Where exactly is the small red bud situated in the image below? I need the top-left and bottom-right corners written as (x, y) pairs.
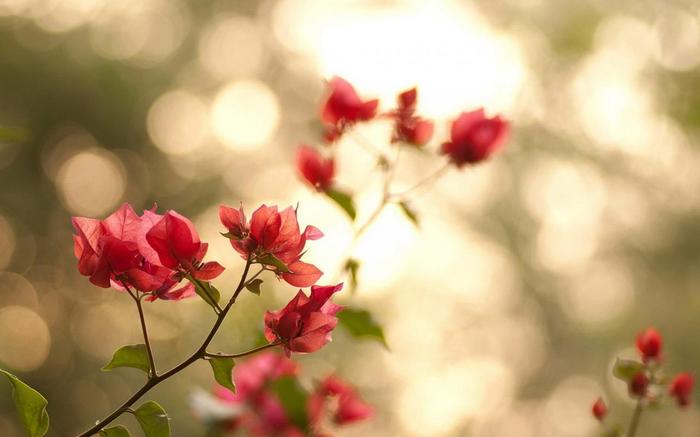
top-left (629, 371), bottom-right (649, 398)
top-left (669, 372), bottom-right (694, 407)
top-left (635, 327), bottom-right (663, 363)
top-left (592, 397), bottom-right (608, 422)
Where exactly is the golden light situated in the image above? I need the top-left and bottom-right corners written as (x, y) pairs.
top-left (147, 89), bottom-right (210, 156)
top-left (541, 376), bottom-right (602, 437)
top-left (198, 15), bottom-right (266, 80)
top-left (32, 0), bottom-right (104, 33)
top-left (56, 148), bottom-right (126, 216)
top-left (211, 80), bottom-right (280, 152)
top-left (0, 214), bottom-right (15, 270)
top-left (652, 7), bottom-right (700, 71)
top-left (0, 305), bottom-right (51, 371)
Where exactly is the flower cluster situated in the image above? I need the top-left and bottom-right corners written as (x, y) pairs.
top-left (72, 203), bottom-right (224, 300)
top-left (193, 352), bottom-right (372, 436)
top-left (591, 327), bottom-right (694, 434)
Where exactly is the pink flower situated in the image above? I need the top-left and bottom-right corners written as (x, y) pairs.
top-left (636, 327), bottom-right (663, 363)
top-left (320, 77), bottom-right (378, 142)
top-left (219, 204), bottom-right (324, 287)
top-left (441, 109), bottom-right (509, 166)
top-left (309, 375), bottom-right (373, 426)
top-left (72, 203), bottom-right (196, 301)
top-left (591, 397), bottom-right (607, 422)
top-left (669, 373), bottom-right (694, 407)
top-left (264, 284), bottom-right (343, 355)
top-left (629, 372), bottom-right (649, 398)
top-left (389, 87), bottom-right (434, 147)
top-left (296, 145), bottom-right (335, 191)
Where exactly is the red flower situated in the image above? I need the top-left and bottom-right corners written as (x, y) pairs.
top-left (309, 375), bottom-right (373, 427)
top-left (669, 372), bottom-right (694, 407)
top-left (591, 397), bottom-right (608, 422)
top-left (72, 203), bottom-right (196, 300)
top-left (146, 210), bottom-right (225, 281)
top-left (441, 109), bottom-right (509, 166)
top-left (629, 372), bottom-right (649, 398)
top-left (320, 77), bottom-right (378, 142)
top-left (264, 284), bottom-right (343, 355)
top-left (636, 327), bottom-right (663, 363)
top-left (296, 145), bottom-right (335, 191)
top-left (219, 204), bottom-right (323, 287)
top-left (389, 87), bottom-right (434, 146)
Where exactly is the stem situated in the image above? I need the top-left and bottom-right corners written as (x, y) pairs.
top-left (389, 162), bottom-right (450, 200)
top-left (205, 341), bottom-right (282, 359)
top-left (627, 400), bottom-right (643, 437)
top-left (77, 258), bottom-right (255, 437)
top-left (133, 293), bottom-right (156, 377)
top-left (188, 274), bottom-right (223, 314)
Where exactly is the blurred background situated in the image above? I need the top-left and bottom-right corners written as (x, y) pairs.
top-left (1, 0), bottom-right (700, 435)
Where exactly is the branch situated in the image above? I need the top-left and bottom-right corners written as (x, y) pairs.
top-left (204, 341), bottom-right (282, 359)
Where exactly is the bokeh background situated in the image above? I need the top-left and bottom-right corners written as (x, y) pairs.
top-left (1, 0), bottom-right (700, 435)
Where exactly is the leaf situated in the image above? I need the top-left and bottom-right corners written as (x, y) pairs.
top-left (208, 357), bottom-right (236, 394)
top-left (0, 369), bottom-right (49, 437)
top-left (133, 401), bottom-right (170, 437)
top-left (269, 377), bottom-right (309, 431)
top-left (100, 425), bottom-right (131, 437)
top-left (192, 279), bottom-right (221, 311)
top-left (245, 279), bottom-right (263, 295)
top-left (398, 201), bottom-right (419, 227)
top-left (0, 127), bottom-right (29, 143)
top-left (102, 344), bottom-right (150, 374)
top-left (344, 259), bottom-right (360, 292)
top-left (257, 254), bottom-right (290, 273)
top-left (338, 308), bottom-right (388, 349)
top-left (613, 358), bottom-right (645, 382)
top-left (325, 189), bottom-right (357, 221)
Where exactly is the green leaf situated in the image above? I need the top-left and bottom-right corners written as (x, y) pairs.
top-left (398, 201), bottom-right (419, 227)
top-left (102, 344), bottom-right (150, 374)
top-left (344, 259), bottom-right (360, 292)
top-left (100, 425), bottom-right (130, 437)
top-left (208, 357), bottom-right (236, 394)
top-left (0, 369), bottom-right (49, 437)
top-left (0, 127), bottom-right (29, 143)
top-left (257, 254), bottom-right (290, 273)
top-left (269, 377), bottom-right (309, 431)
top-left (613, 358), bottom-right (645, 382)
top-left (325, 189), bottom-right (357, 221)
top-left (338, 308), bottom-right (388, 349)
top-left (245, 279), bottom-right (263, 295)
top-left (192, 279), bottom-right (221, 310)
top-left (133, 401), bottom-right (170, 437)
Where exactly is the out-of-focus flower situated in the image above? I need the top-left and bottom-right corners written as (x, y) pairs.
top-left (629, 372), bottom-right (649, 398)
top-left (72, 203), bottom-right (196, 301)
top-left (591, 397), bottom-right (608, 422)
top-left (219, 204), bottom-right (323, 287)
top-left (311, 375), bottom-right (374, 426)
top-left (636, 327), bottom-right (663, 363)
top-left (389, 87), bottom-right (434, 146)
top-left (320, 77), bottom-right (378, 143)
top-left (264, 284), bottom-right (343, 355)
top-left (441, 108), bottom-right (509, 166)
top-left (296, 145), bottom-right (335, 191)
top-left (669, 373), bottom-right (694, 407)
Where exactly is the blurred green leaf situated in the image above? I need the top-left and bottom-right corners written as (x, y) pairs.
top-left (100, 425), bottom-right (130, 437)
top-left (245, 278), bottom-right (263, 295)
top-left (0, 127), bottom-right (29, 142)
top-left (613, 359), bottom-right (645, 382)
top-left (344, 259), bottom-right (360, 292)
top-left (269, 377), bottom-right (309, 431)
top-left (338, 308), bottom-right (388, 348)
top-left (102, 344), bottom-right (150, 374)
top-left (325, 189), bottom-right (357, 221)
top-left (0, 369), bottom-right (49, 437)
top-left (398, 201), bottom-right (419, 227)
top-left (257, 254), bottom-right (289, 273)
top-left (208, 357), bottom-right (236, 394)
top-left (192, 280), bottom-right (221, 310)
top-left (133, 401), bottom-right (170, 437)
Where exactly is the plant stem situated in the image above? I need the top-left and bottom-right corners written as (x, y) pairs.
top-left (389, 162), bottom-right (450, 200)
top-left (77, 258), bottom-right (260, 437)
top-left (134, 294), bottom-right (156, 377)
top-left (205, 342), bottom-right (282, 359)
top-left (627, 400), bottom-right (643, 437)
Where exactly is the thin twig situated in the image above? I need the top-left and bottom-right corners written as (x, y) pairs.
top-left (389, 162), bottom-right (450, 200)
top-left (627, 400), bottom-right (643, 437)
top-left (123, 285), bottom-right (156, 378)
top-left (205, 342), bottom-right (282, 359)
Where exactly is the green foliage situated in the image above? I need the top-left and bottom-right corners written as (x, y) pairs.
top-left (0, 369), bottom-right (49, 437)
top-left (613, 358), bottom-right (645, 382)
top-left (208, 357), bottom-right (236, 394)
top-left (325, 188), bottom-right (357, 220)
top-left (102, 344), bottom-right (150, 374)
top-left (245, 278), bottom-right (263, 295)
top-left (345, 258), bottom-right (360, 292)
top-left (192, 280), bottom-right (221, 310)
top-left (257, 254), bottom-right (290, 272)
top-left (269, 377), bottom-right (309, 431)
top-left (338, 307), bottom-right (388, 348)
top-left (99, 425), bottom-right (130, 437)
top-left (133, 401), bottom-right (170, 437)
top-left (398, 201), bottom-right (419, 227)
